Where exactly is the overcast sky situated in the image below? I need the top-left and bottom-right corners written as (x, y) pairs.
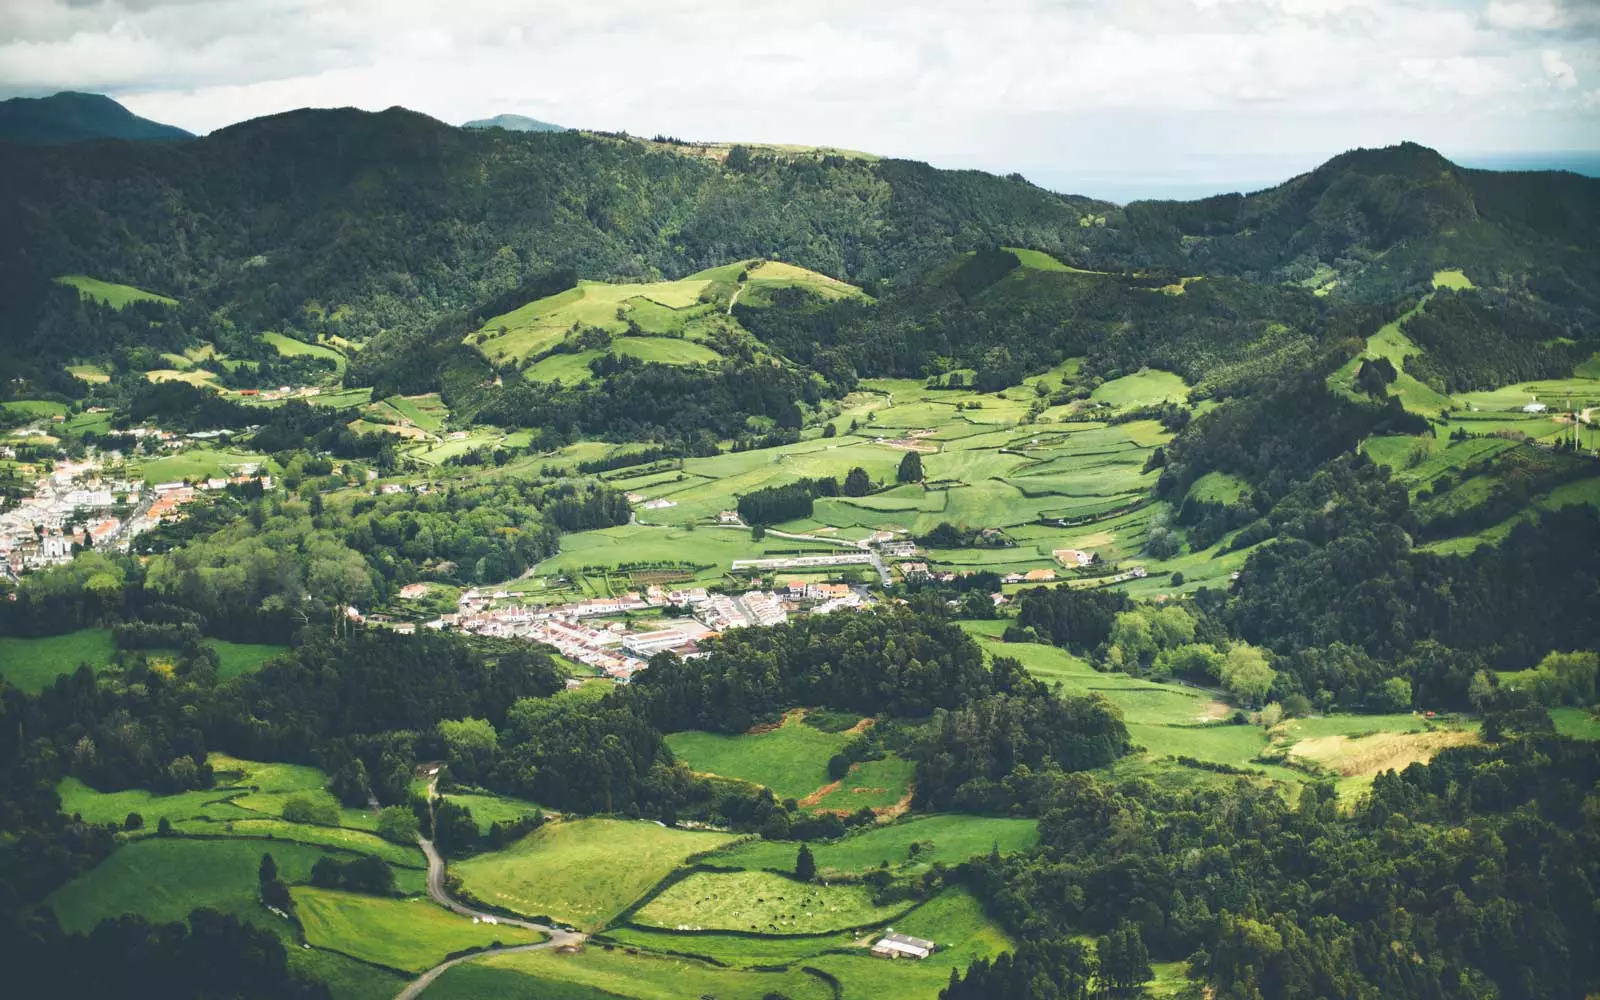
top-left (2, 0), bottom-right (1596, 199)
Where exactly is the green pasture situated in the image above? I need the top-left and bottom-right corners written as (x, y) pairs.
top-left (68, 362), bottom-right (112, 383)
top-left (289, 949), bottom-right (406, 1000)
top-left (1186, 470), bottom-right (1250, 505)
top-left (665, 711), bottom-right (856, 800)
top-left (1551, 708), bottom-right (1600, 740)
top-left (809, 754), bottom-right (916, 813)
top-left (1089, 369), bottom-right (1188, 410)
top-left (440, 790), bottom-right (549, 834)
top-left (206, 637), bottom-right (289, 679)
top-left (3, 398), bottom-right (69, 418)
top-left (385, 393), bottom-right (448, 432)
top-left (805, 887), bottom-right (1015, 1000)
top-left (453, 946), bottom-right (834, 1000)
top-left (453, 817), bottom-right (740, 930)
top-left (132, 447), bottom-right (277, 484)
top-left (56, 274), bottom-right (176, 309)
top-left (0, 627), bottom-right (118, 693)
top-left (633, 869), bottom-right (913, 934)
top-left (48, 837), bottom-right (333, 934)
top-left (260, 331), bottom-right (347, 373)
top-left (294, 887), bottom-right (539, 973)
top-left (523, 336), bottom-right (724, 384)
top-left (711, 814), bottom-right (1038, 876)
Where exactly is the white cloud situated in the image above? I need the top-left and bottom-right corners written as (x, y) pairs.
top-left (1542, 48), bottom-right (1578, 88)
top-left (0, 0), bottom-right (1593, 194)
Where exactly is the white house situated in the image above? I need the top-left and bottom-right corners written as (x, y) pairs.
top-left (1522, 402), bottom-right (1548, 414)
top-left (871, 932), bottom-right (936, 960)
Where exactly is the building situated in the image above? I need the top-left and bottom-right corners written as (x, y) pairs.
top-left (871, 932), bottom-right (935, 961)
top-left (622, 628), bottom-right (690, 658)
top-left (1053, 548), bottom-right (1092, 568)
top-left (899, 562), bottom-right (930, 580)
top-left (717, 510), bottom-right (742, 524)
top-left (1522, 402), bottom-right (1548, 413)
top-left (1024, 568), bottom-right (1057, 582)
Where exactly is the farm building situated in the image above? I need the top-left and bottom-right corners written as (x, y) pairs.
top-left (1522, 402), bottom-right (1547, 413)
top-left (872, 931), bottom-right (936, 960)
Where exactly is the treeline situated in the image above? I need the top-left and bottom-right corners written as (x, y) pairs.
top-left (948, 729), bottom-right (1600, 1000)
top-left (735, 475), bottom-right (848, 525)
top-left (1403, 290), bottom-right (1589, 392)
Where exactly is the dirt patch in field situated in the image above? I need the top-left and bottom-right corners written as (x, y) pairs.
top-left (1195, 701), bottom-right (1231, 722)
top-left (797, 779), bottom-right (842, 809)
top-left (845, 717), bottom-right (875, 735)
top-left (746, 707), bottom-right (806, 735)
top-left (1288, 729), bottom-right (1477, 778)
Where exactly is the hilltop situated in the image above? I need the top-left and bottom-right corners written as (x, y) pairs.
top-left (462, 113), bottom-right (564, 132)
top-left (0, 92), bottom-right (193, 145)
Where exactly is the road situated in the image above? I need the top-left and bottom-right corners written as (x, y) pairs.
top-left (393, 785), bottom-right (585, 1000)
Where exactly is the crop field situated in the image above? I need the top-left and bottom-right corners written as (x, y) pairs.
top-left (293, 887), bottom-right (540, 972)
top-left (453, 818), bottom-right (741, 930)
top-left (47, 837), bottom-right (334, 934)
top-left (447, 946), bottom-right (835, 1000)
top-left (56, 273), bottom-right (177, 308)
top-left (632, 869), bottom-right (914, 934)
top-left (665, 710), bottom-right (858, 800)
top-left (710, 814), bottom-right (1038, 876)
top-left (67, 362), bottom-right (112, 383)
top-left (0, 627), bottom-right (118, 692)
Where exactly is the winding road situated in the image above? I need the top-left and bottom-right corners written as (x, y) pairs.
top-left (393, 785), bottom-right (586, 1000)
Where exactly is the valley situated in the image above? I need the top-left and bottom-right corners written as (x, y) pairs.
top-left (0, 117), bottom-right (1597, 1000)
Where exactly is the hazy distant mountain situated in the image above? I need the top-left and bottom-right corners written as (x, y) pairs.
top-left (0, 91), bottom-right (193, 144)
top-left (462, 113), bottom-right (564, 133)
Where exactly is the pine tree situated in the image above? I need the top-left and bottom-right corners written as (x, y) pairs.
top-left (897, 450), bottom-right (923, 483)
top-left (795, 843), bottom-right (817, 881)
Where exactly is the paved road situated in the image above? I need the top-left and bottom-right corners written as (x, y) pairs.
top-left (393, 788), bottom-right (585, 1000)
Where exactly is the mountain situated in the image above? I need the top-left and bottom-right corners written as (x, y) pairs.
top-left (0, 91), bottom-right (193, 145)
top-left (463, 113), bottom-right (564, 133)
top-left (0, 108), bottom-right (1595, 399)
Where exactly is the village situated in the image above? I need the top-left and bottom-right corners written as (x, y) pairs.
top-left (403, 577), bottom-right (874, 682)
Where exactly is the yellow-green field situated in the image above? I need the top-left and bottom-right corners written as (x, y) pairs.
top-left (55, 274), bottom-right (177, 309)
top-left (294, 887), bottom-right (540, 972)
top-left (453, 818), bottom-right (741, 930)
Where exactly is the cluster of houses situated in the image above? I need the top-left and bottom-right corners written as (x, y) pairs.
top-left (389, 577), bottom-right (872, 682)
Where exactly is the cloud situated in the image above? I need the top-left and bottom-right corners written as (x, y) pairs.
top-left (0, 0), bottom-right (1594, 187)
top-left (1542, 48), bottom-right (1578, 88)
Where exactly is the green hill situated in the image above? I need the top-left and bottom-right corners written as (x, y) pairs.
top-left (463, 113), bottom-right (565, 132)
top-left (0, 91), bottom-right (192, 144)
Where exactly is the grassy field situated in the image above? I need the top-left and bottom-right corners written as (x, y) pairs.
top-left (289, 949), bottom-right (406, 1000)
top-left (805, 887), bottom-right (1015, 1000)
top-left (293, 887), bottom-right (540, 972)
top-left (1551, 707), bottom-right (1600, 741)
top-left (808, 754), bottom-right (917, 814)
top-left (261, 331), bottom-right (347, 374)
top-left (453, 818), bottom-right (741, 930)
top-left (2, 398), bottom-right (69, 417)
top-left (665, 711), bottom-right (857, 801)
top-left (132, 447), bottom-right (277, 484)
top-left (710, 813), bottom-right (1038, 876)
top-left (1089, 369), bottom-right (1188, 410)
top-left (633, 870), bottom-right (912, 934)
top-left (522, 336), bottom-right (723, 384)
top-left (48, 837), bottom-right (335, 934)
top-left (440, 790), bottom-right (549, 834)
top-left (205, 637), bottom-right (289, 679)
top-left (56, 273), bottom-right (176, 308)
top-left (0, 627), bottom-right (117, 693)
top-left (448, 945), bottom-right (835, 1000)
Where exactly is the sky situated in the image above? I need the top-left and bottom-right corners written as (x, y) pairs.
top-left (1, 0), bottom-right (1597, 200)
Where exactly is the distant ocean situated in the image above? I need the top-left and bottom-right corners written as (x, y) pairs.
top-left (1029, 150), bottom-right (1600, 205)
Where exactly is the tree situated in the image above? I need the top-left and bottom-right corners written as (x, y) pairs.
top-left (282, 795), bottom-right (339, 826)
top-left (897, 451), bottom-right (924, 483)
top-left (1096, 920), bottom-right (1152, 996)
top-left (1217, 643), bottom-right (1276, 706)
top-left (124, 812), bottom-right (144, 831)
top-left (1376, 676), bottom-right (1413, 712)
top-left (795, 843), bottom-right (817, 882)
top-left (843, 467), bottom-right (872, 497)
top-left (376, 805), bottom-right (420, 845)
top-left (258, 853), bottom-right (278, 887)
top-left (258, 852), bottom-right (292, 912)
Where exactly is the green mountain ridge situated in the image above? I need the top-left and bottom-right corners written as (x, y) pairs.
top-left (462, 113), bottom-right (565, 132)
top-left (0, 91), bottom-right (193, 145)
